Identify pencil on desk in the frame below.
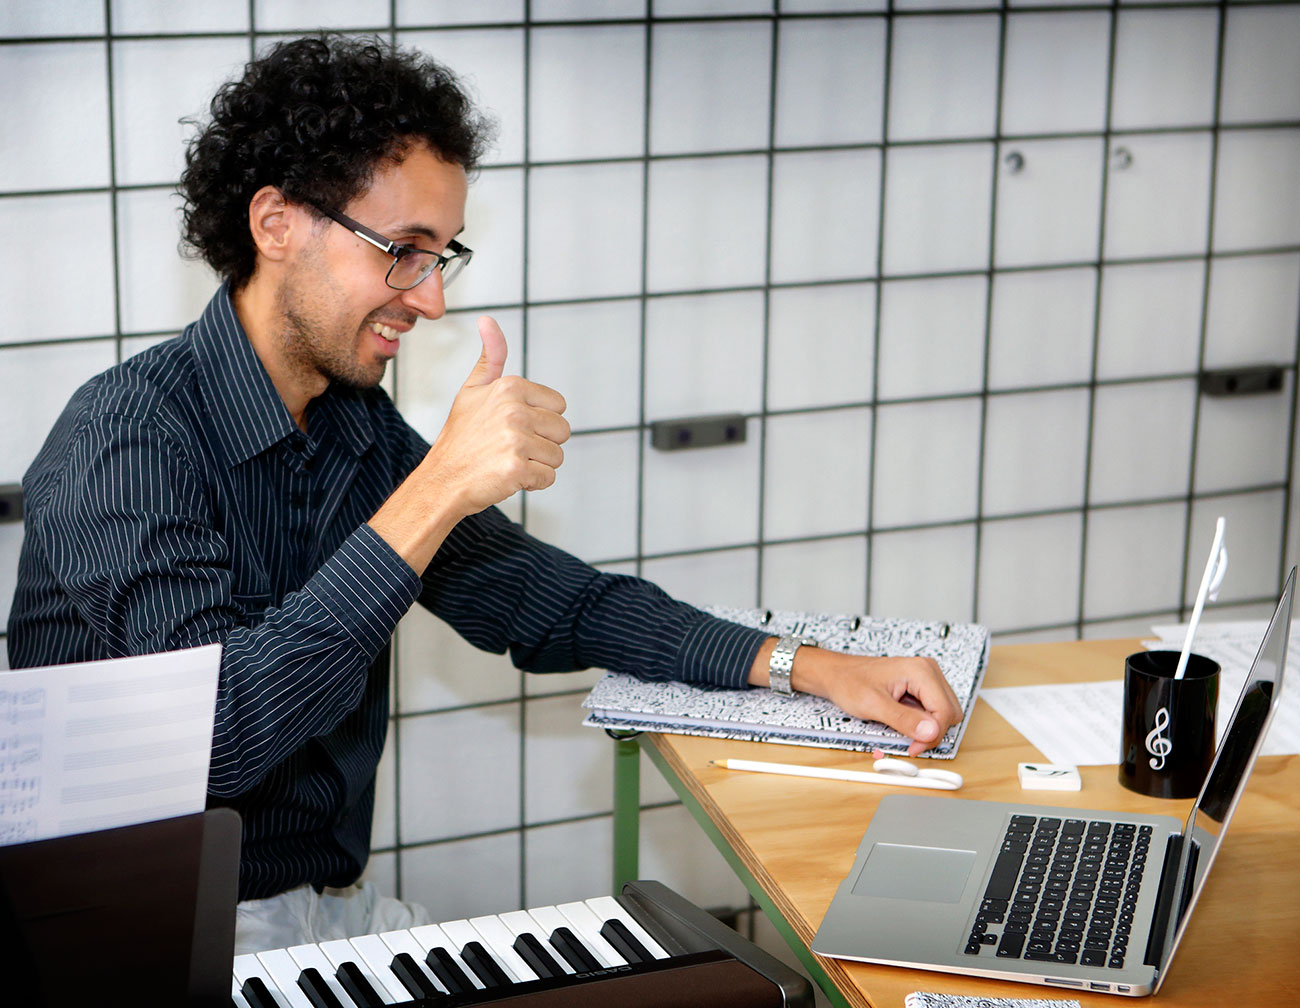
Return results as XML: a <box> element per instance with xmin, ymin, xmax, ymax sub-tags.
<box><xmin>711</xmin><ymin>758</ymin><xmax>962</xmax><ymax>790</ymax></box>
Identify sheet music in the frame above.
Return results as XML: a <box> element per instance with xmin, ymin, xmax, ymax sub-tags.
<box><xmin>979</xmin><ymin>622</ymin><xmax>1300</xmax><ymax>766</ymax></box>
<box><xmin>0</xmin><ymin>645</ymin><xmax>220</xmax><ymax>845</ymax></box>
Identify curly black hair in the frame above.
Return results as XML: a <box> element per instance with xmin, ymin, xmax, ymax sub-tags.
<box><xmin>179</xmin><ymin>34</ymin><xmax>495</xmax><ymax>289</ymax></box>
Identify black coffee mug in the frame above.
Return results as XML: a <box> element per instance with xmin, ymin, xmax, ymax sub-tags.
<box><xmin>1118</xmin><ymin>650</ymin><xmax>1219</xmax><ymax>799</ymax></box>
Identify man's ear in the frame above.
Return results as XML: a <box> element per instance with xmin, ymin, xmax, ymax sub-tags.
<box><xmin>247</xmin><ymin>186</ymin><xmax>304</xmax><ymax>264</ymax></box>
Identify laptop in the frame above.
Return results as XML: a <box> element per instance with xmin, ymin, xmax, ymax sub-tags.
<box><xmin>811</xmin><ymin>566</ymin><xmax>1294</xmax><ymax>997</ymax></box>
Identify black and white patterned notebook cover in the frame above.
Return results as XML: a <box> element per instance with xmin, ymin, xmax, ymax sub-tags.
<box><xmin>582</xmin><ymin>608</ymin><xmax>989</xmax><ymax>758</ymax></box>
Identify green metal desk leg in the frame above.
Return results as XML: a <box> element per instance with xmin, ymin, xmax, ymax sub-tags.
<box><xmin>611</xmin><ymin>732</ymin><xmax>642</xmax><ymax>893</ymax></box>
<box><xmin>639</xmin><ymin>738</ymin><xmax>853</xmax><ymax>1008</ymax></box>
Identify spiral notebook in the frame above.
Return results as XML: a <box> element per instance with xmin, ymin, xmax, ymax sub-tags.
<box><xmin>582</xmin><ymin>607</ymin><xmax>990</xmax><ymax>758</ymax></box>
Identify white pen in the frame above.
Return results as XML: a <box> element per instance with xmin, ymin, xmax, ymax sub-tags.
<box><xmin>711</xmin><ymin>757</ymin><xmax>962</xmax><ymax>790</ymax></box>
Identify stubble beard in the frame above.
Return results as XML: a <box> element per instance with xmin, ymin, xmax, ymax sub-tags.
<box><xmin>278</xmin><ymin>258</ymin><xmax>387</xmax><ymax>392</ymax></box>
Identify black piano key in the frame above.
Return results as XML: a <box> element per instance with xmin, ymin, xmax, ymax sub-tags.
<box><xmin>336</xmin><ymin>961</ymin><xmax>385</xmax><ymax>1008</ymax></box>
<box><xmin>549</xmin><ymin>925</ymin><xmax>602</xmax><ymax>973</ymax></box>
<box><xmin>425</xmin><ymin>946</ymin><xmax>475</xmax><ymax>995</ymax></box>
<box><xmin>241</xmin><ymin>976</ymin><xmax>281</xmax><ymax>1008</ymax></box>
<box><xmin>600</xmin><ymin>918</ymin><xmax>653</xmax><ymax>963</ymax></box>
<box><xmin>298</xmin><ymin>967</ymin><xmax>347</xmax><ymax>1008</ymax></box>
<box><xmin>513</xmin><ymin>932</ymin><xmax>564</xmax><ymax>978</ymax></box>
<box><xmin>390</xmin><ymin>951</ymin><xmax>443</xmax><ymax>1000</ymax></box>
<box><xmin>460</xmin><ymin>940</ymin><xmax>513</xmax><ymax>987</ymax></box>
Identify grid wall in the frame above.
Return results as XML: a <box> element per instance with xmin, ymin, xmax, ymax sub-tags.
<box><xmin>2</xmin><ymin>0</ymin><xmax>1299</xmax><ymax>924</ymax></box>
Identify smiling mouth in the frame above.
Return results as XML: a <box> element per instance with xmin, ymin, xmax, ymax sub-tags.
<box><xmin>369</xmin><ymin>322</ymin><xmax>401</xmax><ymax>343</ymax></box>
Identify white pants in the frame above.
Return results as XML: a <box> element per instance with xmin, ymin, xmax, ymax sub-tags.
<box><xmin>235</xmin><ymin>881</ymin><xmax>433</xmax><ymax>955</ymax></box>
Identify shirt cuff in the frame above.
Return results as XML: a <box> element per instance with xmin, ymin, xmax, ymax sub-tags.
<box><xmin>677</xmin><ymin>616</ymin><xmax>771</xmax><ymax>689</ymax></box>
<box><xmin>306</xmin><ymin>524</ymin><xmax>423</xmax><ymax>657</ymax></box>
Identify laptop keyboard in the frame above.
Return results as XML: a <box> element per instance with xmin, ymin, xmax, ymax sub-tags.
<box><xmin>963</xmin><ymin>815</ymin><xmax>1151</xmax><ymax>969</ymax></box>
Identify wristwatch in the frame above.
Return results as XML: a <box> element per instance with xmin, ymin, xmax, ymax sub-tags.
<box><xmin>768</xmin><ymin>634</ymin><xmax>817</xmax><ymax>696</ymax></box>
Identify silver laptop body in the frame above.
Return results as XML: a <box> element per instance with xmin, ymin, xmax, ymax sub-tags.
<box><xmin>811</xmin><ymin>567</ymin><xmax>1293</xmax><ymax>997</ymax></box>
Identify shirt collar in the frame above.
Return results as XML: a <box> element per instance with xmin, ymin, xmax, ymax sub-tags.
<box><xmin>189</xmin><ymin>284</ymin><xmax>375</xmax><ymax>467</ymax></box>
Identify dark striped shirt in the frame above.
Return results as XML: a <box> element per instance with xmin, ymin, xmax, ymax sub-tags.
<box><xmin>7</xmin><ymin>284</ymin><xmax>767</xmax><ymax>900</ymax></box>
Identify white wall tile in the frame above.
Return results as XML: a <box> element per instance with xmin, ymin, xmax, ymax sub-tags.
<box><xmin>0</xmin><ymin>42</ymin><xmax>110</xmax><ymax>191</ymax></box>
<box><xmin>398</xmin><ymin>703</ymin><xmax>521</xmax><ymax>843</ymax></box>
<box><xmin>399</xmin><ymin>832</ymin><xmax>521</xmax><ymax>922</ymax></box>
<box><xmin>111</xmin><ymin>37</ymin><xmax>250</xmax><ymax>188</ymax></box>
<box><xmin>759</xmin><ymin>536</ymin><xmax>868</xmax><ymax>614</ymax></box>
<box><xmin>397</xmin><ymin>0</ymin><xmax>524</xmax><ymax>23</ymax></box>
<box><xmin>872</xmin><ymin>398</ymin><xmax>983</xmax><ymax>528</ymax></box>
<box><xmin>1111</xmin><ymin>9</ymin><xmax>1219</xmax><ymax>130</ymax></box>
<box><xmin>877</xmin><ymin>275</ymin><xmax>986</xmax><ymax>400</ymax></box>
<box><xmin>640</xmin><ymin>547</ymin><xmax>759</xmax><ymax>611</ymax></box>
<box><xmin>1221</xmin><ymin>6</ymin><xmax>1300</xmax><ymax>125</ymax></box>
<box><xmin>887</xmin><ymin>15</ymin><xmax>1000</xmax><ymax>142</ymax></box>
<box><xmin>763</xmin><ymin>408</ymin><xmax>872</xmax><ymax>541</ymax></box>
<box><xmin>528</xmin><ymin>25</ymin><xmax>645</xmax><ymax>163</ymax></box>
<box><xmin>1088</xmin><ymin>380</ymin><xmax>1196</xmax><ymax>505</ymax></box>
<box><xmin>0</xmin><ymin>195</ymin><xmax>116</xmax><ymax>344</ymax></box>
<box><xmin>0</xmin><ymin>522</ymin><xmax>23</xmax><ymax>633</ymax></box>
<box><xmin>1104</xmin><ymin>133</ymin><xmax>1212</xmax><ymax>261</ymax></box>
<box><xmin>775</xmin><ymin>18</ymin><xmax>885</xmax><ymax>148</ymax></box>
<box><xmin>111</xmin><ymin>0</ymin><xmax>250</xmax><ymax>32</ymax></box>
<box><xmin>982</xmin><ymin>388</ymin><xmax>1090</xmax><ymax>517</ymax></box>
<box><xmin>457</xmin><ymin>166</ymin><xmax>524</xmax><ymax>309</ymax></box>
<box><xmin>646</xmin><ymin>155</ymin><xmax>769</xmax><ymax>293</ymax></box>
<box><xmin>1204</xmin><ymin>254</ymin><xmax>1300</xmax><ymax>371</ymax></box>
<box><xmin>782</xmin><ymin>0</ymin><xmax>886</xmax><ymax>10</ymax></box>
<box><xmin>1001</xmin><ymin>12</ymin><xmax>1111</xmax><ymax>136</ymax></box>
<box><xmin>358</xmin><ymin>850</ymin><xmax>396</xmax><ymax>897</ymax></box>
<box><xmin>522</xmin><ymin>693</ymin><xmax>612</xmax><ymax>823</ymax></box>
<box><xmin>988</xmin><ymin>268</ymin><xmax>1095</xmax><ymax>390</ymax></box>
<box><xmin>528</xmin><ymin>162</ymin><xmax>644</xmax><ymax>302</ymax></box>
<box><xmin>401</xmin><ymin>28</ymin><xmax>525</xmax><ymax>166</ymax></box>
<box><xmin>1096</xmin><ymin>261</ymin><xmax>1205</xmax><ymax>381</ymax></box>
<box><xmin>1083</xmin><ymin>614</ymin><xmax>1178</xmax><ymax>641</ymax></box>
<box><xmin>371</xmin><ymin>725</ymin><xmax>397</xmax><ymax>850</ymax></box>
<box><xmin>638</xmin><ymin>804</ymin><xmax>749</xmax><ymax>911</ymax></box>
<box><xmin>1212</xmin><ymin>129</ymin><xmax>1300</xmax><ymax>253</ymax></box>
<box><xmin>121</xmin><ymin>335</ymin><xmax>174</xmax><ymax>361</ymax></box>
<box><xmin>525</xmin><ymin>299</ymin><xmax>642</xmax><ymax>432</ymax></box>
<box><xmin>882</xmin><ymin>144</ymin><xmax>994</xmax><ymax>276</ymax></box>
<box><xmin>653</xmin><ymin>1</ymin><xmax>774</xmax><ymax>20</ymax></box>
<box><xmin>0</xmin><ymin>341</ymin><xmax>118</xmax><ymax>485</ymax></box>
<box><xmin>650</xmin><ymin>21</ymin><xmax>772</xmax><ymax>155</ymax></box>
<box><xmin>644</xmin><ymin>290</ymin><xmax>765</xmax><ymax>420</ymax></box>
<box><xmin>978</xmin><ymin>512</ymin><xmax>1083</xmax><ymax>632</ymax></box>
<box><xmin>869</xmin><ymin>523</ymin><xmax>976</xmax><ymax>622</ymax></box>
<box><xmin>1</xmin><ymin>2</ymin><xmax>103</xmax><ymax>35</ymax></box>
<box><xmin>523</xmin><ymin>666</ymin><xmax>603</xmax><ymax>699</ymax></box>
<box><xmin>524</xmin><ymin>430</ymin><xmax>639</xmax><ymax>563</ymax></box>
<box><xmin>995</xmin><ymin>138</ymin><xmax>1104</xmax><ymax>269</ymax></box>
<box><xmin>532</xmin><ymin>0</ymin><xmax>645</xmax><ymax>18</ymax></box>
<box><xmin>1194</xmin><ymin>374</ymin><xmax>1294</xmax><ymax>494</ymax></box>
<box><xmin>770</xmin><ymin>149</ymin><xmax>881</xmax><ymax>284</ymax></box>
<box><xmin>1082</xmin><ymin>501</ymin><xmax>1187</xmax><ymax>620</ymax></box>
<box><xmin>767</xmin><ymin>283</ymin><xmax>876</xmax><ymax>412</ymax></box>
<box><xmin>641</xmin><ymin>435</ymin><xmax>761</xmax><ymax>555</ymax></box>
<box><xmin>1187</xmin><ymin>492</ymin><xmax>1286</xmax><ymax>606</ymax></box>
<box><xmin>395</xmin><ymin>604</ymin><xmax>521</xmax><ymax>714</ymax></box>
<box><xmin>523</xmin><ymin>817</ymin><xmax>613</xmax><ymax>909</ymax></box>
<box><xmin>115</xmin><ymin>188</ymin><xmax>219</xmax><ymax>334</ymax></box>
<box><xmin>253</xmin><ymin>0</ymin><xmax>390</xmax><ymax>32</ymax></box>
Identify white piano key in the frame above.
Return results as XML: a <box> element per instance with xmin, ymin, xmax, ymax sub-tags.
<box><xmin>585</xmin><ymin>895</ymin><xmax>670</xmax><ymax>959</ymax></box>
<box><xmin>286</xmin><ymin>944</ymin><xmax>355</xmax><ymax>1006</ymax></box>
<box><xmin>231</xmin><ymin>977</ymin><xmax>253</xmax><ymax>1008</ymax></box>
<box><xmin>317</xmin><ymin>937</ymin><xmax>398</xmax><ymax>1006</ymax></box>
<box><xmin>554</xmin><ymin>901</ymin><xmax>625</xmax><ymax>967</ymax></box>
<box><xmin>339</xmin><ymin>934</ymin><xmax>411</xmax><ymax>1004</ymax></box>
<box><xmin>378</xmin><ymin>928</ymin><xmax>453</xmax><ymax>994</ymax></box>
<box><xmin>233</xmin><ymin>953</ymin><xmax>292</xmax><ymax>1008</ymax></box>
<box><xmin>254</xmin><ymin>948</ymin><xmax>316</xmax><ymax>1008</ymax></box>
<box><xmin>467</xmin><ymin>913</ymin><xmax>541</xmax><ymax>981</ymax></box>
<box><xmin>499</xmin><ymin>909</ymin><xmax>576</xmax><ymax>975</ymax></box>
<box><xmin>521</xmin><ymin>903</ymin><xmax>611</xmax><ymax>967</ymax></box>
<box><xmin>439</xmin><ymin>918</ymin><xmax>522</xmax><ymax>983</ymax></box>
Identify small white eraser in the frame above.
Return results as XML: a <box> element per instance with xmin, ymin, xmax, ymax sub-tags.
<box><xmin>1018</xmin><ymin>762</ymin><xmax>1082</xmax><ymax>791</ymax></box>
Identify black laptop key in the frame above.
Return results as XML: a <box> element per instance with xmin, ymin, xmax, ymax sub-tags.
<box><xmin>241</xmin><ymin>977</ymin><xmax>280</xmax><ymax>1008</ymax></box>
<box><xmin>461</xmin><ymin>940</ymin><xmax>513</xmax><ymax>987</ymax></box>
<box><xmin>549</xmin><ymin>926</ymin><xmax>602</xmax><ymax>972</ymax></box>
<box><xmin>985</xmin><ymin>847</ymin><xmax>1025</xmax><ymax>901</ymax></box>
<box><xmin>514</xmin><ymin>932</ymin><xmax>564</xmax><ymax>978</ymax></box>
<box><xmin>336</xmin><ymin>961</ymin><xmax>386</xmax><ymax>1008</ymax></box>
<box><xmin>426</xmin><ymin>946</ymin><xmax>474</xmax><ymax>995</ymax></box>
<box><xmin>298</xmin><ymin>967</ymin><xmax>346</xmax><ymax>1008</ymax></box>
<box><xmin>600</xmin><ymin>918</ymin><xmax>654</xmax><ymax>963</ymax></box>
<box><xmin>391</xmin><ymin>952</ymin><xmax>442</xmax><ymax>1000</ymax></box>
<box><xmin>996</xmin><ymin>932</ymin><xmax>1026</xmax><ymax>958</ymax></box>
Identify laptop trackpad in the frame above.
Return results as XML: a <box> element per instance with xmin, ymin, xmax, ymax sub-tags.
<box><xmin>851</xmin><ymin>843</ymin><xmax>975</xmax><ymax>904</ymax></box>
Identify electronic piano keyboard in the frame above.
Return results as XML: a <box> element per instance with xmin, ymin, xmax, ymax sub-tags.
<box><xmin>232</xmin><ymin>880</ymin><xmax>813</xmax><ymax>1007</ymax></box>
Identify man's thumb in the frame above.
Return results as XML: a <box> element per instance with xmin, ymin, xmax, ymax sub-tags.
<box><xmin>464</xmin><ymin>315</ymin><xmax>507</xmax><ymax>387</ymax></box>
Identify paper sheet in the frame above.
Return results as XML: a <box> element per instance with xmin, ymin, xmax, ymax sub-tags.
<box><xmin>978</xmin><ymin>622</ymin><xmax>1300</xmax><ymax>766</ymax></box>
<box><xmin>0</xmin><ymin>644</ymin><xmax>220</xmax><ymax>845</ymax></box>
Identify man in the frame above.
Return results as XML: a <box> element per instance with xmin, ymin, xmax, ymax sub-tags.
<box><xmin>7</xmin><ymin>35</ymin><xmax>959</xmax><ymax>951</ymax></box>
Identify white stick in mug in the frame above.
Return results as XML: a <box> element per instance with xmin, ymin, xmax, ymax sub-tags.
<box><xmin>1175</xmin><ymin>516</ymin><xmax>1228</xmax><ymax>681</ymax></box>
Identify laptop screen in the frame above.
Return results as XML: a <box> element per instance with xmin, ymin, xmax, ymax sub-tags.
<box><xmin>1153</xmin><ymin>566</ymin><xmax>1293</xmax><ymax>984</ymax></box>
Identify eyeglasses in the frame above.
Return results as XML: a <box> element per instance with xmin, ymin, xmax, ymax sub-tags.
<box><xmin>312</xmin><ymin>204</ymin><xmax>473</xmax><ymax>290</ymax></box>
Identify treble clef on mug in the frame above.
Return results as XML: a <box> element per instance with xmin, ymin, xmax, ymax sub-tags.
<box><xmin>1145</xmin><ymin>706</ymin><xmax>1173</xmax><ymax>770</ymax></box>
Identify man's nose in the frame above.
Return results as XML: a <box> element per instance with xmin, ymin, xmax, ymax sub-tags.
<box><xmin>399</xmin><ymin>267</ymin><xmax>446</xmax><ymax>320</ymax></box>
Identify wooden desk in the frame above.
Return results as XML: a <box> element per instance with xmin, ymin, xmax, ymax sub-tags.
<box><xmin>636</xmin><ymin>638</ymin><xmax>1299</xmax><ymax>1007</ymax></box>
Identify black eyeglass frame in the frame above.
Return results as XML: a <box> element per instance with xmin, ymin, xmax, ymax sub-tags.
<box><xmin>311</xmin><ymin>204</ymin><xmax>472</xmax><ymax>290</ymax></box>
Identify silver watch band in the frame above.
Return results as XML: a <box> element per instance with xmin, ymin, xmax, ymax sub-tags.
<box><xmin>769</xmin><ymin>634</ymin><xmax>816</xmax><ymax>696</ymax></box>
